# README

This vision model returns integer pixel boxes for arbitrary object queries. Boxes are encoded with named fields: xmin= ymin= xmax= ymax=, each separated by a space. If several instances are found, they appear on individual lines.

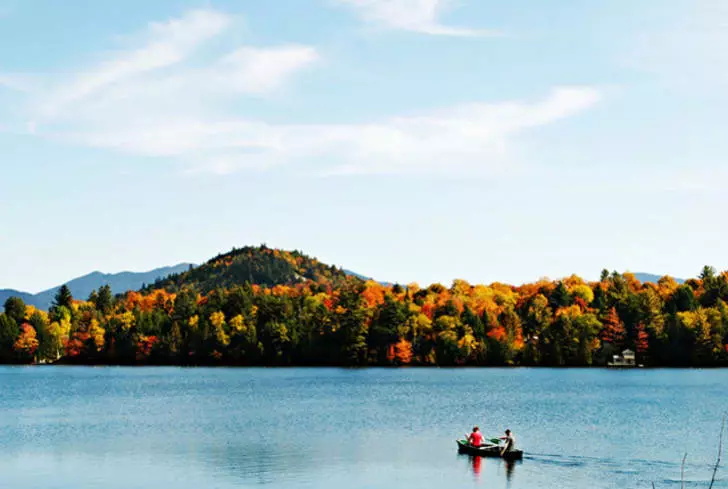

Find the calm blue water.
xmin=0 ymin=367 xmax=726 ymax=489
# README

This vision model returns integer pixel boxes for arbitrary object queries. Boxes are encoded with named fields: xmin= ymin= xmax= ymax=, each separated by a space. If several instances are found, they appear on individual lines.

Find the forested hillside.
xmin=1 ymin=246 xmax=726 ymax=367
xmin=145 ymin=245 xmax=349 ymax=293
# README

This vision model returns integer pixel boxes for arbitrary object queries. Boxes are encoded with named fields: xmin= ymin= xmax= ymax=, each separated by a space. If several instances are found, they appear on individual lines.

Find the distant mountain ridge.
xmin=0 ymin=263 xmax=194 ymax=310
xmin=343 ymin=269 xmax=392 ymax=286
xmin=632 ymin=273 xmax=686 ymax=284
xmin=0 ymin=255 xmax=685 ymax=312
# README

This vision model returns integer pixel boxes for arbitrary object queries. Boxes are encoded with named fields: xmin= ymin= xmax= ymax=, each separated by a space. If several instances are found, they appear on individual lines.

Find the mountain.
xmin=343 ymin=269 xmax=393 ymax=286
xmin=633 ymin=273 xmax=686 ymax=285
xmin=0 ymin=250 xmax=687 ymax=312
xmin=0 ymin=263 xmax=194 ymax=310
xmin=0 ymin=289 xmax=36 ymax=307
xmin=146 ymin=245 xmax=349 ymax=294
xmin=343 ymin=269 xmax=370 ymax=281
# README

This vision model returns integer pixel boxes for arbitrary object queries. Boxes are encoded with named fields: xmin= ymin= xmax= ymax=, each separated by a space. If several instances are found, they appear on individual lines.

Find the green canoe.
xmin=456 ymin=439 xmax=524 ymax=460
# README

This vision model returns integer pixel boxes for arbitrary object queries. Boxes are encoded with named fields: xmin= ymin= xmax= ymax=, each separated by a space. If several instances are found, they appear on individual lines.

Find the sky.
xmin=1 ymin=0 xmax=727 ymax=293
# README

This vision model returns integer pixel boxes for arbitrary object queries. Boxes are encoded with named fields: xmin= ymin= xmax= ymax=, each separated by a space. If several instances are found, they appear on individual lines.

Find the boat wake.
xmin=524 ymin=452 xmax=711 ymax=485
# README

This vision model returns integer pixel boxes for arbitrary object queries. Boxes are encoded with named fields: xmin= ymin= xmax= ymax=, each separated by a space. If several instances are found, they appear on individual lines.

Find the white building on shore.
xmin=607 ymin=349 xmax=636 ymax=367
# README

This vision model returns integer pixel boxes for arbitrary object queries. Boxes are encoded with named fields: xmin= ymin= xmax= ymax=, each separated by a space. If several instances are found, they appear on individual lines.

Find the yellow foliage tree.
xmin=571 ymin=284 xmax=594 ymax=305
xmin=210 ymin=311 xmax=230 ymax=346
xmin=89 ymin=319 xmax=105 ymax=351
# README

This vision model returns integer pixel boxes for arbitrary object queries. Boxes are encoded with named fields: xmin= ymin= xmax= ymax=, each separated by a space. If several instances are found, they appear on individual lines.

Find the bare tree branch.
xmin=707 ymin=413 xmax=726 ymax=489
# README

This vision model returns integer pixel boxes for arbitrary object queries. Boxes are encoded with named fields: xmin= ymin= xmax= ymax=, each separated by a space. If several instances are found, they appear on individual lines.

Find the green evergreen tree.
xmin=96 ymin=285 xmax=114 ymax=314
xmin=368 ymin=295 xmax=409 ymax=363
xmin=53 ymin=285 xmax=74 ymax=311
xmin=28 ymin=311 xmax=50 ymax=362
xmin=549 ymin=282 xmax=572 ymax=309
xmin=0 ymin=314 xmax=19 ymax=361
xmin=336 ymin=283 xmax=368 ymax=365
xmin=3 ymin=297 xmax=26 ymax=325
xmin=462 ymin=306 xmax=485 ymax=341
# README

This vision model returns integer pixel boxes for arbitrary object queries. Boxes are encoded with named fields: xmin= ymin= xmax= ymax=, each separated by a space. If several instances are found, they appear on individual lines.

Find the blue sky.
xmin=1 ymin=0 xmax=727 ymax=293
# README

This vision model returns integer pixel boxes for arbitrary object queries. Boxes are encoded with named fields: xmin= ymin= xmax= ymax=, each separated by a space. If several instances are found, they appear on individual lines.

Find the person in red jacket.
xmin=467 ymin=426 xmax=484 ymax=447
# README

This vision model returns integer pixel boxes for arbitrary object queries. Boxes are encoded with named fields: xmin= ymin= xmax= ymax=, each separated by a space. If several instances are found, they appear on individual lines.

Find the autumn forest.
xmin=1 ymin=246 xmax=727 ymax=367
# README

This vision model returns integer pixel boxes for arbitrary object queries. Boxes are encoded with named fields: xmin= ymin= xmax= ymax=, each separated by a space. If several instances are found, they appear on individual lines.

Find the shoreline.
xmin=5 ymin=363 xmax=728 ymax=369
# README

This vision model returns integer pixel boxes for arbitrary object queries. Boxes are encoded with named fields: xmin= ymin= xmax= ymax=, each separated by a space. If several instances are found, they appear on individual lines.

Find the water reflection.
xmin=471 ymin=455 xmax=482 ymax=476
xmin=462 ymin=454 xmax=521 ymax=483
xmin=197 ymin=439 xmax=336 ymax=485
xmin=504 ymin=459 xmax=517 ymax=481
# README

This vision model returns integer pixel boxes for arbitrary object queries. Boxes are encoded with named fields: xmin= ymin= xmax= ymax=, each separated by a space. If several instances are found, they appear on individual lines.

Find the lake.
xmin=0 ymin=367 xmax=726 ymax=489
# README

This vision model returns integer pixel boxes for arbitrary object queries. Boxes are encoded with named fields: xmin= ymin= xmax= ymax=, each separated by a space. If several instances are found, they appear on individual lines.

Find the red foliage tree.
xmin=65 ymin=331 xmax=90 ymax=358
xmin=421 ymin=303 xmax=435 ymax=320
xmin=600 ymin=307 xmax=625 ymax=347
xmin=635 ymin=323 xmax=649 ymax=354
xmin=136 ymin=336 xmax=158 ymax=362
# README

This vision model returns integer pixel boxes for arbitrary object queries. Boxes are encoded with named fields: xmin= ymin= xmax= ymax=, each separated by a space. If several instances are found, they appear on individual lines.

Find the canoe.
xmin=456 ymin=440 xmax=524 ymax=460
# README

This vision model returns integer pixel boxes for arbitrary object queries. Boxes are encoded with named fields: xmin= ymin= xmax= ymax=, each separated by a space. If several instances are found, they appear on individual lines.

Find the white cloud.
xmin=53 ymin=86 xmax=600 ymax=176
xmin=334 ymin=0 xmax=497 ymax=36
xmin=12 ymin=9 xmax=319 ymax=138
xmin=217 ymin=46 xmax=320 ymax=94
xmin=5 ymin=8 xmax=600 ymax=177
xmin=0 ymin=74 xmax=34 ymax=92
xmin=39 ymin=9 xmax=232 ymax=119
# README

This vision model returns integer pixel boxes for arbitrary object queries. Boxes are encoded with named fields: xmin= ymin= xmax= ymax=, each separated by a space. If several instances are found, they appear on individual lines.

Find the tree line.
xmin=1 ymin=258 xmax=727 ymax=366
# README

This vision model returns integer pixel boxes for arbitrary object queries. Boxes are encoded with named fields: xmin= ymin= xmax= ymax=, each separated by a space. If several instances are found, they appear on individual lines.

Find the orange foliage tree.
xmin=14 ymin=324 xmax=39 ymax=361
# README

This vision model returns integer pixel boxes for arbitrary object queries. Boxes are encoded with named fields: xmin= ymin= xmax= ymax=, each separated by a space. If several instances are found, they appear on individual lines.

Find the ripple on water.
xmin=1 ymin=367 xmax=727 ymax=489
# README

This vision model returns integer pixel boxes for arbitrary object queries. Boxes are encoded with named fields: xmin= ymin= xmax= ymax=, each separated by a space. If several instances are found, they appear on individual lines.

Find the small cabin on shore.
xmin=607 ymin=349 xmax=636 ymax=367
